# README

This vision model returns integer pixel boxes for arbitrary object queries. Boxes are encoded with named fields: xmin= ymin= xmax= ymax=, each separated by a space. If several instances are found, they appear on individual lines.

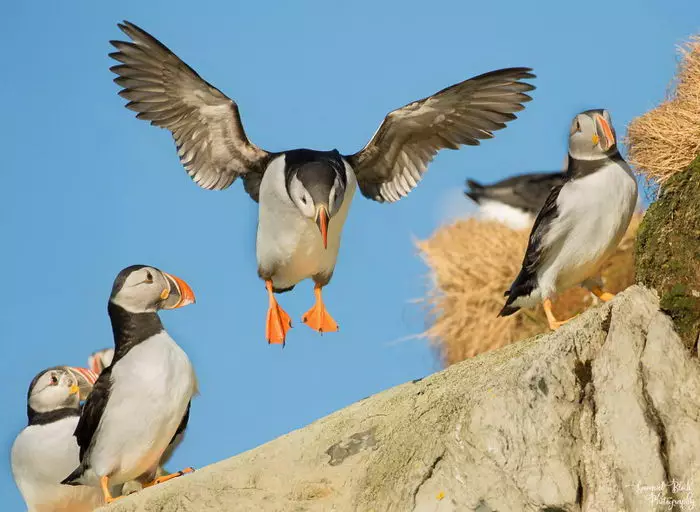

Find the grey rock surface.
xmin=102 ymin=286 xmax=700 ymax=512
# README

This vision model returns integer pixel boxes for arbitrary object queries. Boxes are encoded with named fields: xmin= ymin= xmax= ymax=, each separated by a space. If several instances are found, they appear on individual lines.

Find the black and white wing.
xmin=109 ymin=21 xmax=271 ymax=200
xmin=345 ymin=67 xmax=535 ymax=203
xmin=72 ymin=367 xmax=112 ymax=462
xmin=466 ymin=171 xmax=565 ymax=213
xmin=499 ymin=182 xmax=566 ymax=315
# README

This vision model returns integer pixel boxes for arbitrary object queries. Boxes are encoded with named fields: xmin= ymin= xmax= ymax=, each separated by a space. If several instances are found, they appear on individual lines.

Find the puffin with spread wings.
xmin=109 ymin=21 xmax=536 ymax=345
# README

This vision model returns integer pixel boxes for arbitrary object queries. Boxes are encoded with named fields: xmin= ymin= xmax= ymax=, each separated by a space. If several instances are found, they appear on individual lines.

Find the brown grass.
xmin=417 ymin=215 xmax=641 ymax=367
xmin=626 ymin=37 xmax=700 ymax=184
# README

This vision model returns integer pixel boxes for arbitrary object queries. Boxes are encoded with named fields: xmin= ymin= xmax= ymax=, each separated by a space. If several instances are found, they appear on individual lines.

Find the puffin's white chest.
xmin=256 ymin=157 xmax=357 ymax=289
xmin=88 ymin=331 xmax=195 ymax=484
xmin=539 ymin=161 xmax=638 ymax=293
xmin=11 ymin=417 xmax=104 ymax=511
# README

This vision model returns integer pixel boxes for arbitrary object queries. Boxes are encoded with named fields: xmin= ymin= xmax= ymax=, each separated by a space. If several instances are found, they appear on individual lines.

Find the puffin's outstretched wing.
xmin=109 ymin=21 xmax=270 ymax=199
xmin=345 ymin=68 xmax=536 ymax=203
xmin=465 ymin=171 xmax=565 ymax=213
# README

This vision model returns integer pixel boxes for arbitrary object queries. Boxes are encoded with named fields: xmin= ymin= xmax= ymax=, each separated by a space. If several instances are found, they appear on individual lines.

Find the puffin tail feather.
xmin=61 ymin=466 xmax=86 ymax=486
xmin=465 ymin=179 xmax=485 ymax=203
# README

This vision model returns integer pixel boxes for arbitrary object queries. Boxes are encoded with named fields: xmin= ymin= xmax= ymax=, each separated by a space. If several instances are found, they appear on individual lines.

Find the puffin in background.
xmin=465 ymin=171 xmax=565 ymax=229
xmin=109 ymin=21 xmax=536 ymax=345
xmin=62 ymin=265 xmax=197 ymax=503
xmin=499 ymin=109 xmax=638 ymax=329
xmin=11 ymin=366 xmax=102 ymax=512
xmin=87 ymin=348 xmax=114 ymax=375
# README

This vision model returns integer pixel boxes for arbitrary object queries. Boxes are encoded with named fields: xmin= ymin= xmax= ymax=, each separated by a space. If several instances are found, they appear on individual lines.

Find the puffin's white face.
xmin=28 ymin=369 xmax=80 ymax=413
xmin=568 ymin=109 xmax=617 ymax=160
xmin=110 ymin=265 xmax=195 ymax=313
xmin=288 ymin=175 xmax=317 ymax=219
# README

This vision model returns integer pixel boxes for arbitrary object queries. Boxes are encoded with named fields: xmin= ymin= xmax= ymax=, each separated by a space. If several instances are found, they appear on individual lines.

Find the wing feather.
xmin=346 ymin=67 xmax=535 ymax=203
xmin=109 ymin=21 xmax=270 ymax=200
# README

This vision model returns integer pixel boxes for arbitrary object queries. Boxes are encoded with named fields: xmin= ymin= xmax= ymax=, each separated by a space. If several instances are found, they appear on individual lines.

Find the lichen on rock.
xmin=635 ymin=156 xmax=700 ymax=350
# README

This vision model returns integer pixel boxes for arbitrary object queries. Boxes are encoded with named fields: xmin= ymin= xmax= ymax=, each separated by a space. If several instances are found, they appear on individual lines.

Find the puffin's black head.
xmin=109 ymin=265 xmax=195 ymax=314
xmin=568 ymin=109 xmax=617 ymax=160
xmin=26 ymin=366 xmax=97 ymax=421
xmin=284 ymin=149 xmax=347 ymax=249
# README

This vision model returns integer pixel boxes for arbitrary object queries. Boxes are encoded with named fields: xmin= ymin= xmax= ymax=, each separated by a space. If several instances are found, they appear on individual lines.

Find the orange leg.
xmin=265 ymin=280 xmax=292 ymax=345
xmin=543 ymin=298 xmax=574 ymax=330
xmin=100 ymin=476 xmax=120 ymax=504
xmin=302 ymin=284 xmax=339 ymax=334
xmin=142 ymin=467 xmax=195 ymax=488
xmin=590 ymin=286 xmax=616 ymax=302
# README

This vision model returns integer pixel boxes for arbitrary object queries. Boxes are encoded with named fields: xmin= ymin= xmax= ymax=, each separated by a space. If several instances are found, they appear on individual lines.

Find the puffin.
xmin=61 ymin=265 xmax=197 ymax=503
xmin=87 ymin=348 xmax=114 ymax=375
xmin=465 ymin=171 xmax=565 ymax=229
xmin=11 ymin=366 xmax=102 ymax=512
xmin=499 ymin=109 xmax=638 ymax=329
xmin=109 ymin=21 xmax=536 ymax=345
xmin=86 ymin=345 xmax=185 ymax=496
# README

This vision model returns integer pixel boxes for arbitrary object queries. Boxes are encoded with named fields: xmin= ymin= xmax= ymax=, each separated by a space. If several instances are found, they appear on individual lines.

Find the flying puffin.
xmin=465 ymin=171 xmax=565 ymax=229
xmin=61 ymin=265 xmax=197 ymax=504
xmin=11 ymin=366 xmax=102 ymax=512
xmin=109 ymin=21 xmax=536 ymax=345
xmin=499 ymin=109 xmax=638 ymax=329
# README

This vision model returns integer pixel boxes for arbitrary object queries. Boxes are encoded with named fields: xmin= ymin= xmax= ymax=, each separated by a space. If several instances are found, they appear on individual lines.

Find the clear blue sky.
xmin=2 ymin=0 xmax=698 ymax=508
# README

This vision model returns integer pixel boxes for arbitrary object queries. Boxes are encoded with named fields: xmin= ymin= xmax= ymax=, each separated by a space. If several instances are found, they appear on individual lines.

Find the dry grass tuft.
xmin=418 ymin=215 xmax=640 ymax=367
xmin=626 ymin=37 xmax=700 ymax=183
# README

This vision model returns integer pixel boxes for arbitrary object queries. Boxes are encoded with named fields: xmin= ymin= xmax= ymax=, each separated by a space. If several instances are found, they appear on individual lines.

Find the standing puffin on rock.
xmin=61 ymin=265 xmax=197 ymax=504
xmin=11 ymin=366 xmax=102 ymax=512
xmin=86 ymin=345 xmax=185 ymax=496
xmin=499 ymin=109 xmax=638 ymax=329
xmin=109 ymin=21 xmax=536 ymax=345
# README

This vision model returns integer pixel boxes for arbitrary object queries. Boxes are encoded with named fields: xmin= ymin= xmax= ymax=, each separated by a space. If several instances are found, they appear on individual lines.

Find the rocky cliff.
xmin=101 ymin=286 xmax=700 ymax=512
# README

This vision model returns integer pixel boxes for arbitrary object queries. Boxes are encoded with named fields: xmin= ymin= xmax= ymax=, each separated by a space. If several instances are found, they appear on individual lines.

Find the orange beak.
xmin=595 ymin=114 xmax=615 ymax=151
xmin=162 ymin=272 xmax=196 ymax=309
xmin=315 ymin=206 xmax=329 ymax=249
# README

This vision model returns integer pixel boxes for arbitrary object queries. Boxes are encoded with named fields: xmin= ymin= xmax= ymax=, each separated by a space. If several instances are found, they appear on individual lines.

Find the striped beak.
xmin=161 ymin=272 xmax=196 ymax=309
xmin=315 ymin=205 xmax=329 ymax=249
xmin=66 ymin=367 xmax=99 ymax=400
xmin=594 ymin=114 xmax=615 ymax=151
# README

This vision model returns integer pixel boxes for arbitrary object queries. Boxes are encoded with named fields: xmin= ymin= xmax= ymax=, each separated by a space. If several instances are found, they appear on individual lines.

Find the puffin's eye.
xmin=50 ymin=375 xmax=58 ymax=386
xmin=300 ymin=196 xmax=307 ymax=205
xmin=145 ymin=271 xmax=153 ymax=283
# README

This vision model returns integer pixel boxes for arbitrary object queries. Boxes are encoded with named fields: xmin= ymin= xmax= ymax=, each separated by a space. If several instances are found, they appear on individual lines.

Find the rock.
xmin=635 ymin=155 xmax=700 ymax=350
xmin=101 ymin=286 xmax=700 ymax=512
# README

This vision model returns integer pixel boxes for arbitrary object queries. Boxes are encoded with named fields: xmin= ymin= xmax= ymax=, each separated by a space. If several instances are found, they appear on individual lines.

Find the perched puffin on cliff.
xmin=62 ymin=265 xmax=197 ymax=503
xmin=87 ymin=345 xmax=185 ymax=495
xmin=109 ymin=21 xmax=536 ymax=345
xmin=11 ymin=366 xmax=102 ymax=512
xmin=499 ymin=109 xmax=638 ymax=329
xmin=465 ymin=171 xmax=565 ymax=229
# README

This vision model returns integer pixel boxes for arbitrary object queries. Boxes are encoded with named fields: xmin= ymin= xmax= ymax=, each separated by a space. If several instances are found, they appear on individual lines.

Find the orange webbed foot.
xmin=302 ymin=285 xmax=339 ymax=334
xmin=265 ymin=281 xmax=292 ymax=345
xmin=143 ymin=467 xmax=195 ymax=488
xmin=100 ymin=476 xmax=121 ymax=503
xmin=590 ymin=286 xmax=616 ymax=302
xmin=543 ymin=298 xmax=575 ymax=330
